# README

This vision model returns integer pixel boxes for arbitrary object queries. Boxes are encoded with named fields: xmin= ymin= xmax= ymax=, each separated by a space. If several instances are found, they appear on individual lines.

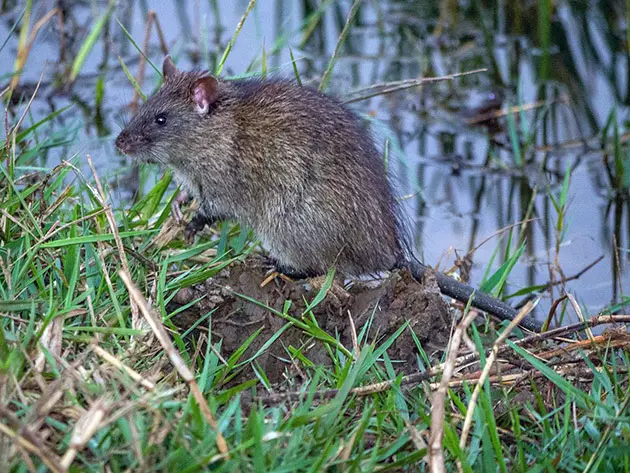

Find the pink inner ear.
xmin=192 ymin=77 xmax=218 ymax=113
xmin=193 ymin=85 xmax=209 ymax=111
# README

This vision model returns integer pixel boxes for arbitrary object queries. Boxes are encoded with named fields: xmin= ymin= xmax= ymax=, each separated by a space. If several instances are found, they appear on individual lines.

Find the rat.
xmin=115 ymin=56 xmax=541 ymax=332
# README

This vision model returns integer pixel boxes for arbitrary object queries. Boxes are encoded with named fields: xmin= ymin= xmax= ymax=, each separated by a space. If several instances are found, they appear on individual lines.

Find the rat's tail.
xmin=388 ymin=185 xmax=541 ymax=331
xmin=399 ymin=259 xmax=542 ymax=332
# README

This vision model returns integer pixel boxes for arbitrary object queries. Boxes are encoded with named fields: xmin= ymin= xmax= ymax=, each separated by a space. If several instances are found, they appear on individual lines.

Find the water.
xmin=2 ymin=0 xmax=628 ymax=323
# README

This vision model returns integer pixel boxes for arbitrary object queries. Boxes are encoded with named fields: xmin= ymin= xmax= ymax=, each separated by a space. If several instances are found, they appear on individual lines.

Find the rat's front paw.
xmin=170 ymin=191 xmax=194 ymax=225
xmin=183 ymin=215 xmax=206 ymax=244
xmin=183 ymin=213 xmax=221 ymax=244
xmin=174 ymin=190 xmax=192 ymax=206
xmin=183 ymin=222 xmax=197 ymax=245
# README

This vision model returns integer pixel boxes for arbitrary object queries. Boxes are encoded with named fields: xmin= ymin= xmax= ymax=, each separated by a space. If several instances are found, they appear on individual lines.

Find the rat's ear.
xmin=162 ymin=56 xmax=178 ymax=79
xmin=191 ymin=76 xmax=218 ymax=115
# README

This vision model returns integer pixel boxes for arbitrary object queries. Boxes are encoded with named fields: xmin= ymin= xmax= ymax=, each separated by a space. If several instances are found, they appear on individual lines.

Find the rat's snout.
xmin=114 ymin=129 xmax=158 ymax=164
xmin=115 ymin=130 xmax=132 ymax=155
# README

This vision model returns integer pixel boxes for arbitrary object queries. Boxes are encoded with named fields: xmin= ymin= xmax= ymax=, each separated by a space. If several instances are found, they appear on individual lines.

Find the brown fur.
xmin=116 ymin=59 xmax=405 ymax=277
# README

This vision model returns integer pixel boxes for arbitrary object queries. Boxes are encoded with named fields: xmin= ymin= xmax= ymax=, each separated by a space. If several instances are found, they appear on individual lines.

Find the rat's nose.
xmin=115 ymin=131 xmax=129 ymax=154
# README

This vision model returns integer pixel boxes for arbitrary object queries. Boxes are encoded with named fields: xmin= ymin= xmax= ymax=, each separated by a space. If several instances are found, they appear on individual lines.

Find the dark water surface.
xmin=2 ymin=1 xmax=629 ymax=322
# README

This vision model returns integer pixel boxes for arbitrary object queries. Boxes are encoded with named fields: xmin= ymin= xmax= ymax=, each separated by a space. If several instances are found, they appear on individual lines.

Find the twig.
xmin=535 ymin=331 xmax=630 ymax=360
xmin=515 ymin=315 xmax=630 ymax=347
xmin=152 ymin=11 xmax=169 ymax=53
xmin=257 ymin=314 xmax=630 ymax=406
xmin=344 ymin=69 xmax=487 ymax=104
xmin=465 ymin=97 xmax=565 ymax=125
xmin=544 ymin=256 xmax=603 ymax=290
xmin=534 ymin=132 xmax=630 ymax=153
xmin=128 ymin=11 xmax=168 ymax=112
xmin=122 ymin=245 xmax=159 ymax=272
xmin=465 ymin=218 xmax=538 ymax=262
xmin=546 ymin=294 xmax=567 ymax=325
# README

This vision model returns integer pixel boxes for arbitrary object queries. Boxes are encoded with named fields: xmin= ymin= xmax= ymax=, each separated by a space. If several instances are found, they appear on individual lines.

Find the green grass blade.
xmin=70 ymin=1 xmax=115 ymax=82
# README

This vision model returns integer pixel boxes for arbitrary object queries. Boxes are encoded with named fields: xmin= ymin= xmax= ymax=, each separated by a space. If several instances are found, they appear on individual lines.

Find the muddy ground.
xmin=169 ymin=256 xmax=455 ymax=385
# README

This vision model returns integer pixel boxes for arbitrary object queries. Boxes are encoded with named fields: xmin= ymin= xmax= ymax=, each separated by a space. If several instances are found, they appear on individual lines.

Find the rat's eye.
xmin=155 ymin=113 xmax=167 ymax=126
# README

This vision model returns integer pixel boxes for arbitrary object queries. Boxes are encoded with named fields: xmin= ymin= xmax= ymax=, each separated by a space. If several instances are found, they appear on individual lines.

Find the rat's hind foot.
xmin=259 ymin=257 xmax=322 ymax=288
xmin=259 ymin=258 xmax=311 ymax=287
xmin=262 ymin=256 xmax=315 ymax=280
xmin=259 ymin=270 xmax=295 ymax=288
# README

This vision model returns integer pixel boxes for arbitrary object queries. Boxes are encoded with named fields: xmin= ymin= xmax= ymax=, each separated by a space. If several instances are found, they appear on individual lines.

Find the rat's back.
xmin=225 ymin=78 xmax=406 ymax=276
xmin=116 ymin=57 xmax=405 ymax=278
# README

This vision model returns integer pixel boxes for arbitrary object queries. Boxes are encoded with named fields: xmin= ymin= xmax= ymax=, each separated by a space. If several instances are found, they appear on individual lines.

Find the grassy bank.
xmin=2 ymin=1 xmax=630 ymax=472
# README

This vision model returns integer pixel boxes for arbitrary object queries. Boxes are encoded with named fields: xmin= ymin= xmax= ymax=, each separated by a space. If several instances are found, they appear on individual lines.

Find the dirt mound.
xmin=170 ymin=256 xmax=453 ymax=384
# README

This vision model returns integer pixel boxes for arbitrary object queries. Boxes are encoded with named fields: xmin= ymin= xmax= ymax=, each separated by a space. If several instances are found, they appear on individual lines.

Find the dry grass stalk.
xmin=0 ymin=404 xmax=65 ymax=473
xmin=258 ymin=314 xmax=630 ymax=406
xmin=118 ymin=270 xmax=229 ymax=455
xmin=348 ymin=310 xmax=359 ymax=355
xmin=428 ymin=309 xmax=479 ymax=473
xmin=60 ymin=399 xmax=107 ymax=469
xmin=458 ymin=301 xmax=535 ymax=457
xmin=34 ymin=314 xmax=63 ymax=373
xmin=9 ymin=8 xmax=58 ymax=94
xmin=405 ymin=418 xmax=427 ymax=452
xmin=87 ymin=156 xmax=141 ymax=331
xmin=343 ymin=69 xmax=488 ymax=104
xmin=517 ymin=314 xmax=630 ymax=346
xmin=130 ymin=10 xmax=169 ymax=113
xmin=0 ymin=422 xmax=65 ymax=473
xmin=91 ymin=343 xmax=156 ymax=390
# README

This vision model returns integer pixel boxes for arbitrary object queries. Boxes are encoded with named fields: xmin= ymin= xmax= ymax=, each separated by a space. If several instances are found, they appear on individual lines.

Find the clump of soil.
xmin=169 ymin=256 xmax=453 ymax=384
